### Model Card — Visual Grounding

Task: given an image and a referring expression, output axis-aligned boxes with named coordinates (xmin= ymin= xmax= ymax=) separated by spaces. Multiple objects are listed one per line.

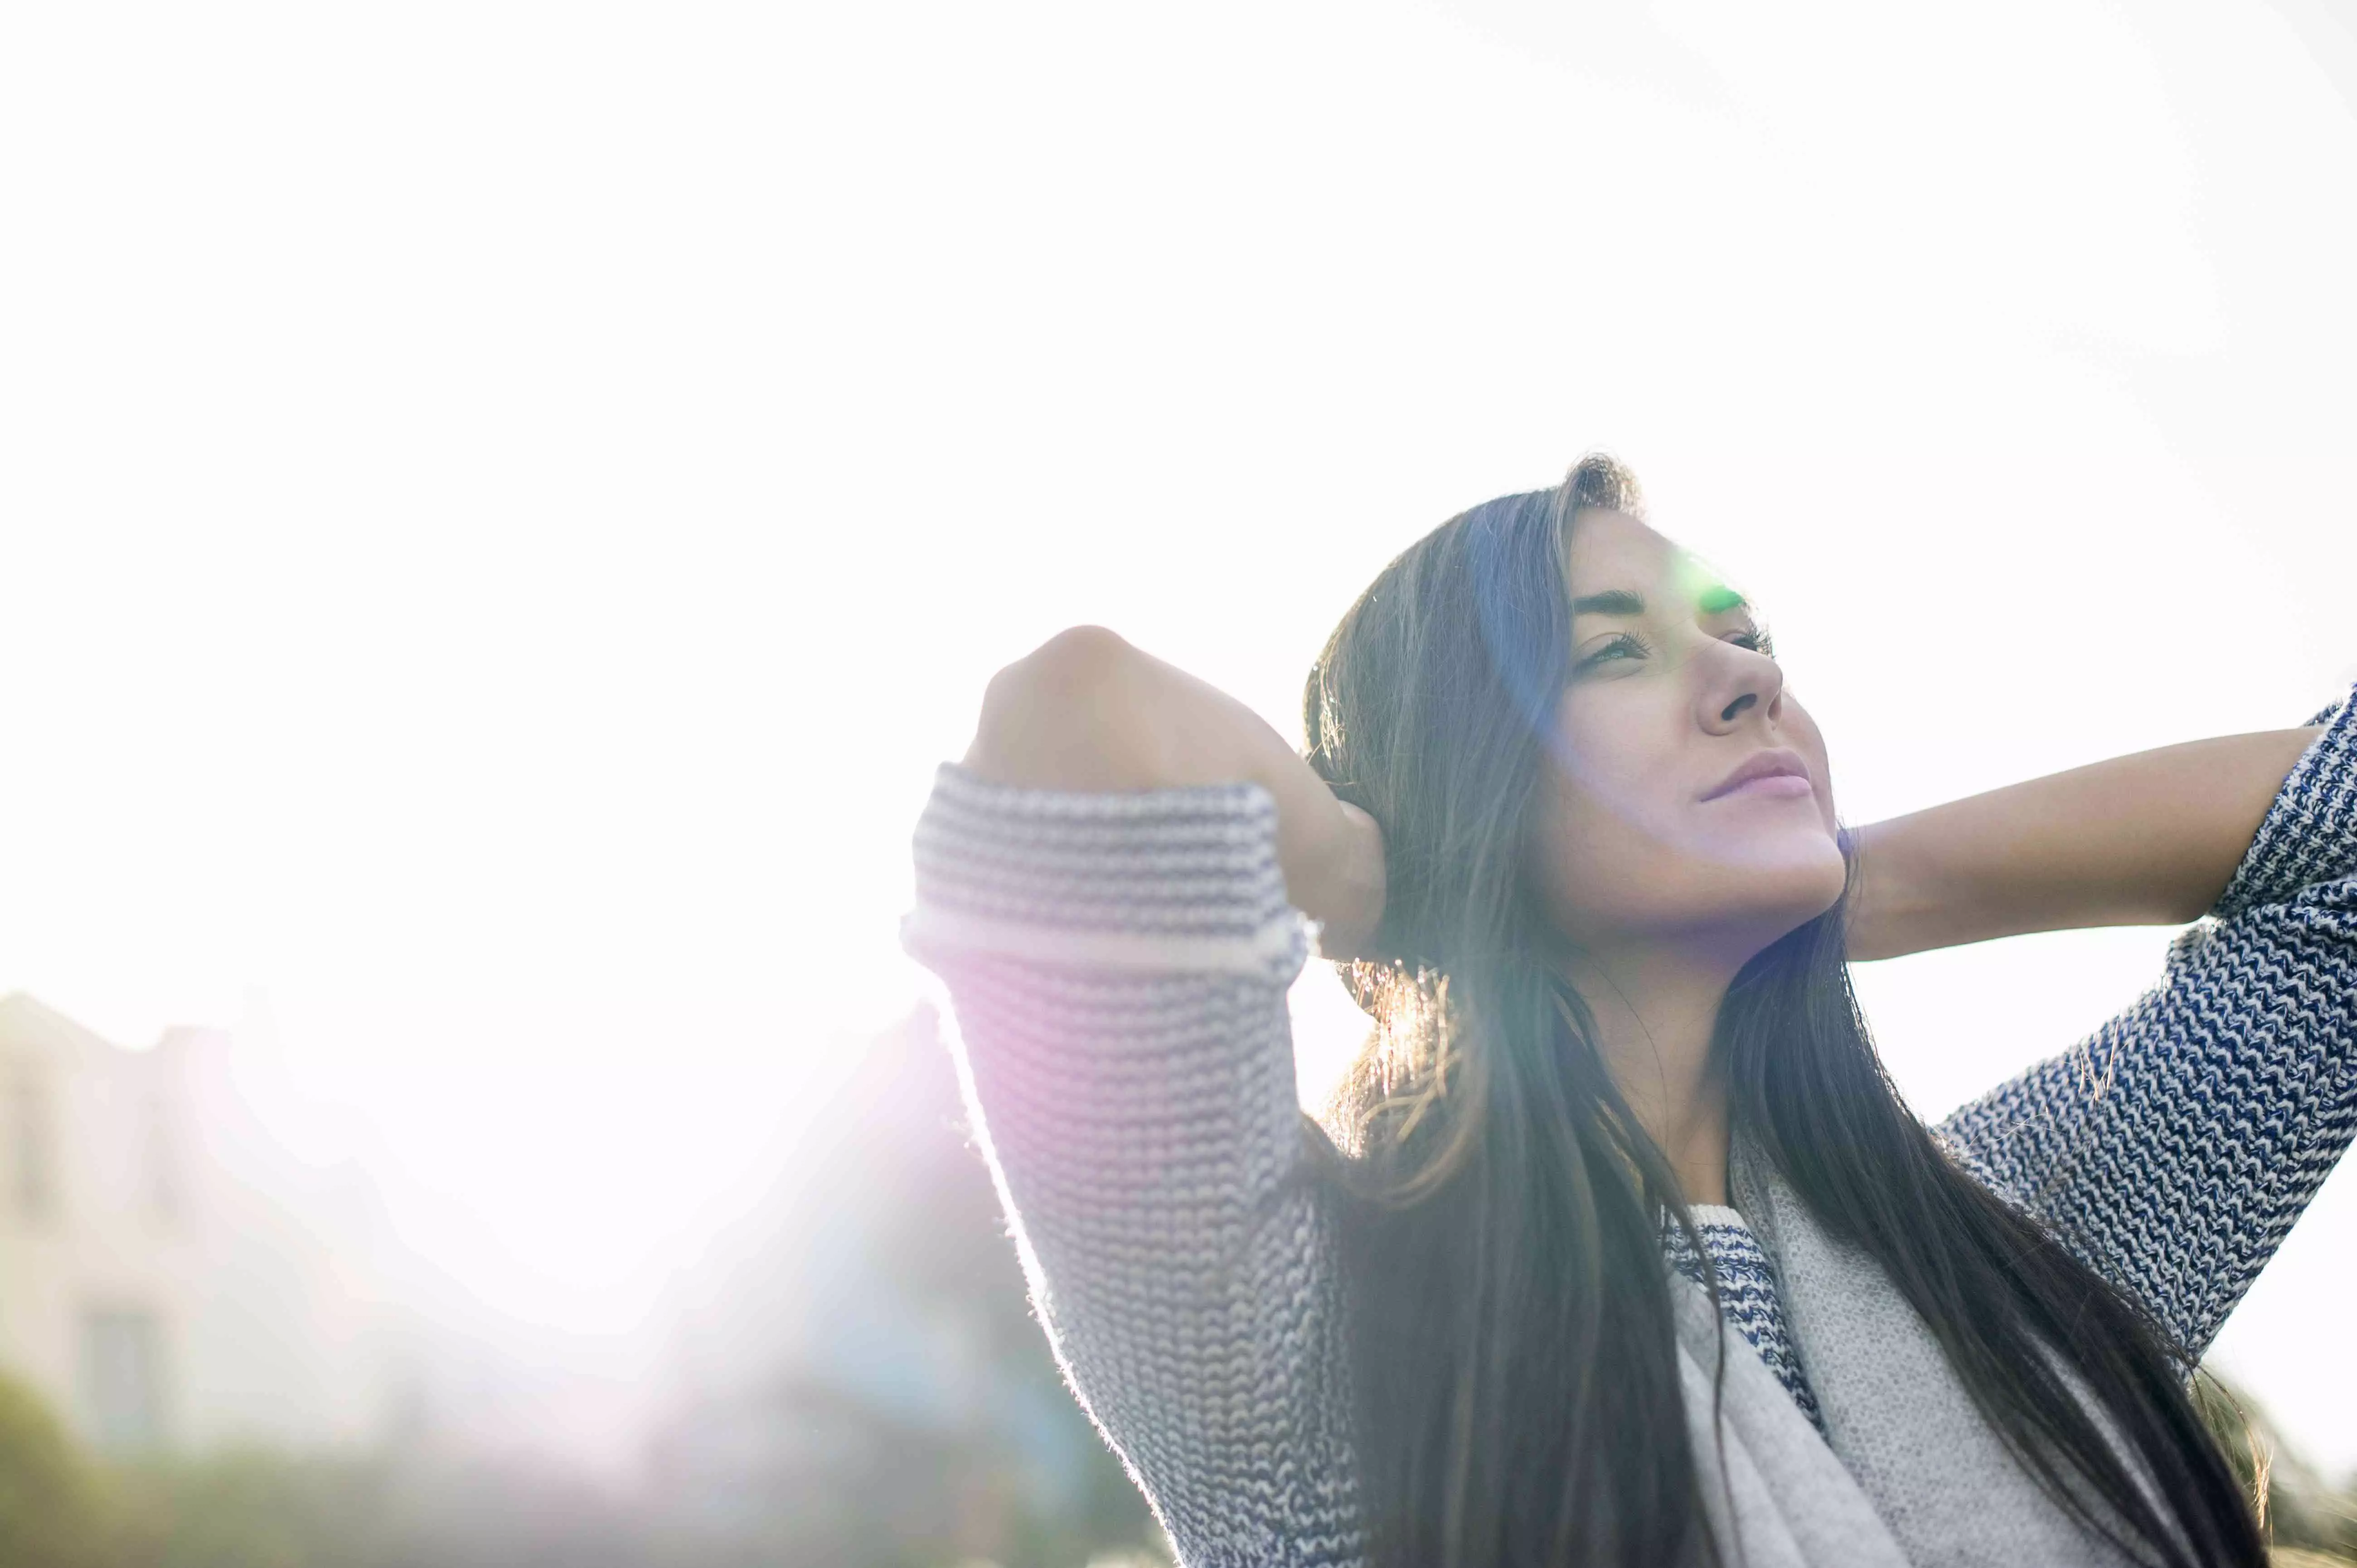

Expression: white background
xmin=4 ymin=0 xmax=2355 ymax=1467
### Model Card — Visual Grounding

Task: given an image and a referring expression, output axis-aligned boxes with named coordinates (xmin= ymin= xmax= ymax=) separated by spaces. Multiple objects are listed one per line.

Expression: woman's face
xmin=1528 ymin=508 xmax=1846 ymax=960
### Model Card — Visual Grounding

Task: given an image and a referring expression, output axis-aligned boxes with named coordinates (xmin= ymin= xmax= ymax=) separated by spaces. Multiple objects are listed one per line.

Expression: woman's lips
xmin=1702 ymin=747 xmax=1815 ymax=802
xmin=1713 ymin=772 xmax=1815 ymax=801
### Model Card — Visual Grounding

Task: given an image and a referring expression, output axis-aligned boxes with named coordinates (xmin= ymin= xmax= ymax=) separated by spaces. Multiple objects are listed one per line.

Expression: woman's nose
xmin=1699 ymin=643 xmax=1784 ymax=733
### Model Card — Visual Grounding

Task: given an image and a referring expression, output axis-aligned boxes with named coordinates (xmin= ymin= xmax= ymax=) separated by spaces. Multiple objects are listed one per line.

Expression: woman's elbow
xmin=963 ymin=625 xmax=1167 ymax=790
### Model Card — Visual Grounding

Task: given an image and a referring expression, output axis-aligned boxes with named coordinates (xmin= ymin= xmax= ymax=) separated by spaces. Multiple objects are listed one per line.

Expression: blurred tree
xmin=27 ymin=1007 xmax=2355 ymax=1568
xmin=0 ymin=1008 xmax=1167 ymax=1568
xmin=0 ymin=1295 xmax=2352 ymax=1566
xmin=0 ymin=1371 xmax=115 ymax=1568
xmin=107 ymin=1449 xmax=384 ymax=1568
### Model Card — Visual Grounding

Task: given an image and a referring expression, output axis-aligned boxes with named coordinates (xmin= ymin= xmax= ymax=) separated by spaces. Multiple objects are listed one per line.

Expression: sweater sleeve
xmin=1937 ymin=686 xmax=2357 ymax=1355
xmin=902 ymin=765 xmax=1366 ymax=1568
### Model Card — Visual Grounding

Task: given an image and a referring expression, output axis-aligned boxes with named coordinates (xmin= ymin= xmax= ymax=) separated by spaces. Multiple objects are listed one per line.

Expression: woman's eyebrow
xmin=1569 ymin=589 xmax=1646 ymax=616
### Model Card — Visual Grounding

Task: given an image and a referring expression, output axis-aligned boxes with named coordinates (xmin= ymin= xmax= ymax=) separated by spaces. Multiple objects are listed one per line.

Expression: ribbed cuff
xmin=2211 ymin=682 xmax=2357 ymax=919
xmin=904 ymin=764 xmax=1306 ymax=977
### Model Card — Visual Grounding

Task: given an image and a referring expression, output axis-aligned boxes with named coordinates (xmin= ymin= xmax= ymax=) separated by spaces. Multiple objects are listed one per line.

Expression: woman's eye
xmin=1727 ymin=627 xmax=1776 ymax=658
xmin=1576 ymin=633 xmax=1650 ymax=671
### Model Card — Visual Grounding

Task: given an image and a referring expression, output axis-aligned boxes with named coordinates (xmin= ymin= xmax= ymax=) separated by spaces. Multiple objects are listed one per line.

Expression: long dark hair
xmin=1299 ymin=456 xmax=2263 ymax=1568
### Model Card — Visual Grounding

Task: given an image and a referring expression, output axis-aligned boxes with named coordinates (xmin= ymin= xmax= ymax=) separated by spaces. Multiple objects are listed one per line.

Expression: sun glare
xmin=3 ymin=0 xmax=2354 ymax=1477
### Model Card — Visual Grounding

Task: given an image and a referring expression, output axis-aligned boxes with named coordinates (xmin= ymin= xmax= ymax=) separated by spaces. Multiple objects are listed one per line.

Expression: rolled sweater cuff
xmin=903 ymin=763 xmax=1307 ymax=978
xmin=2211 ymin=681 xmax=2357 ymax=919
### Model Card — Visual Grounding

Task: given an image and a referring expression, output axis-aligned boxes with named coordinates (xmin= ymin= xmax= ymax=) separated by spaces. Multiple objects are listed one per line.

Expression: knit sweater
xmin=903 ymin=687 xmax=2357 ymax=1567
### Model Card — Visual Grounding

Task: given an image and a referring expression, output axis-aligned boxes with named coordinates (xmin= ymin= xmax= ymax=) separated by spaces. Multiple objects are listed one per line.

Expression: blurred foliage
xmin=0 ymin=1015 xmax=1169 ymax=1568
xmin=0 ymin=1372 xmax=115 ymax=1568
xmin=107 ymin=1446 xmax=668 ymax=1568
xmin=0 ymin=1364 xmax=1158 ymax=1568
xmin=0 ymin=1357 xmax=2349 ymax=1565
xmin=2193 ymin=1374 xmax=2357 ymax=1563
xmin=0 ymin=1394 xmax=667 ymax=1568
xmin=2 ymin=1012 xmax=2341 ymax=1566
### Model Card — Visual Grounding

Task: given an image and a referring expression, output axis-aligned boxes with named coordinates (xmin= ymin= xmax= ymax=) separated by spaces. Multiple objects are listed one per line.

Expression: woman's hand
xmin=1846 ymin=726 xmax=2322 ymax=962
xmin=963 ymin=626 xmax=1389 ymax=958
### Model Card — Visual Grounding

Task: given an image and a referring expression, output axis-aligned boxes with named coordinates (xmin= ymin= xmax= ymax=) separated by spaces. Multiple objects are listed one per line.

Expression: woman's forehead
xmin=1566 ymin=509 xmax=1692 ymax=590
xmin=1564 ymin=508 xmax=1747 ymax=616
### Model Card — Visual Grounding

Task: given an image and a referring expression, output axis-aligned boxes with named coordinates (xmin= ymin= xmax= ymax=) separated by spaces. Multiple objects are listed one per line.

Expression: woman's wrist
xmin=1846 ymin=726 xmax=2319 ymax=962
xmin=1287 ymin=798 xmax=1387 ymax=961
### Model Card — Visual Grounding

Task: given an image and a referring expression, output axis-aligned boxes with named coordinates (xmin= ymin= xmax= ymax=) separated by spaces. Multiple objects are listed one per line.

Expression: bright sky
xmin=5 ymin=0 xmax=2357 ymax=1465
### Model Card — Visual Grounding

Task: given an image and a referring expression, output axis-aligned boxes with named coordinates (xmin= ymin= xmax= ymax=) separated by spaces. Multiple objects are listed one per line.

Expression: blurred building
xmin=0 ymin=992 xmax=409 ymax=1454
xmin=650 ymin=1006 xmax=1164 ymax=1566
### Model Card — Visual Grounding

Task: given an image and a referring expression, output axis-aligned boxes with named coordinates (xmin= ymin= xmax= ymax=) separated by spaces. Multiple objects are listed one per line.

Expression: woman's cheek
xmin=1776 ymin=700 xmax=1840 ymax=835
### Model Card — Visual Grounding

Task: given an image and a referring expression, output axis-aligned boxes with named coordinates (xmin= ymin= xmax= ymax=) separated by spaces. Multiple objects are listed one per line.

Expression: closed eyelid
xmin=1572 ymin=629 xmax=1652 ymax=669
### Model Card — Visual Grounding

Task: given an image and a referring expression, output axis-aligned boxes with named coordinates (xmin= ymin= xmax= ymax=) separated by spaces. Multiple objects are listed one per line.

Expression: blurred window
xmin=81 ymin=1308 xmax=165 ymax=1452
xmin=10 ymin=1074 xmax=53 ymax=1222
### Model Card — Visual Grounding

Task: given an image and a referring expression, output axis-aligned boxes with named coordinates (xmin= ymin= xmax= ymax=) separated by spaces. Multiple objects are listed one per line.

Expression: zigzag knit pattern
xmin=1938 ymin=690 xmax=2355 ymax=1356
xmin=907 ymin=687 xmax=2356 ymax=1568
xmin=910 ymin=771 xmax=1364 ymax=1568
xmin=1665 ymin=1209 xmax=1829 ymax=1434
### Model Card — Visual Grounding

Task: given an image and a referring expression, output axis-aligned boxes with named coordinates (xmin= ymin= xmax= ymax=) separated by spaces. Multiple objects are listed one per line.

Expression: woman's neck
xmin=1560 ymin=942 xmax=1740 ymax=1206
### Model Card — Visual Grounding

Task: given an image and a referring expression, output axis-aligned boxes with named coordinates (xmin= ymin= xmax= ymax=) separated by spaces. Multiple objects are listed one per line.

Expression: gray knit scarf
xmin=1666 ymin=1135 xmax=2157 ymax=1568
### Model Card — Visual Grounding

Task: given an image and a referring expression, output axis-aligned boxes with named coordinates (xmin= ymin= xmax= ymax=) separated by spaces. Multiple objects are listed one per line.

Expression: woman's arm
xmin=1924 ymin=688 xmax=2357 ymax=1354
xmin=905 ymin=628 xmax=1380 ymax=1566
xmin=964 ymin=625 xmax=1387 ymax=955
xmin=1845 ymin=727 xmax=2323 ymax=963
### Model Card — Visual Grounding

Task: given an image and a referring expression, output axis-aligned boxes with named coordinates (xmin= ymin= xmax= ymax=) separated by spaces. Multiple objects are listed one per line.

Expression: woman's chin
xmin=1698 ymin=820 xmax=1847 ymax=881
xmin=1706 ymin=835 xmax=1850 ymax=931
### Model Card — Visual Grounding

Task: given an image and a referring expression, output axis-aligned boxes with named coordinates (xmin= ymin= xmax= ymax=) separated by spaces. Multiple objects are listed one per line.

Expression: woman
xmin=903 ymin=455 xmax=2354 ymax=1568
